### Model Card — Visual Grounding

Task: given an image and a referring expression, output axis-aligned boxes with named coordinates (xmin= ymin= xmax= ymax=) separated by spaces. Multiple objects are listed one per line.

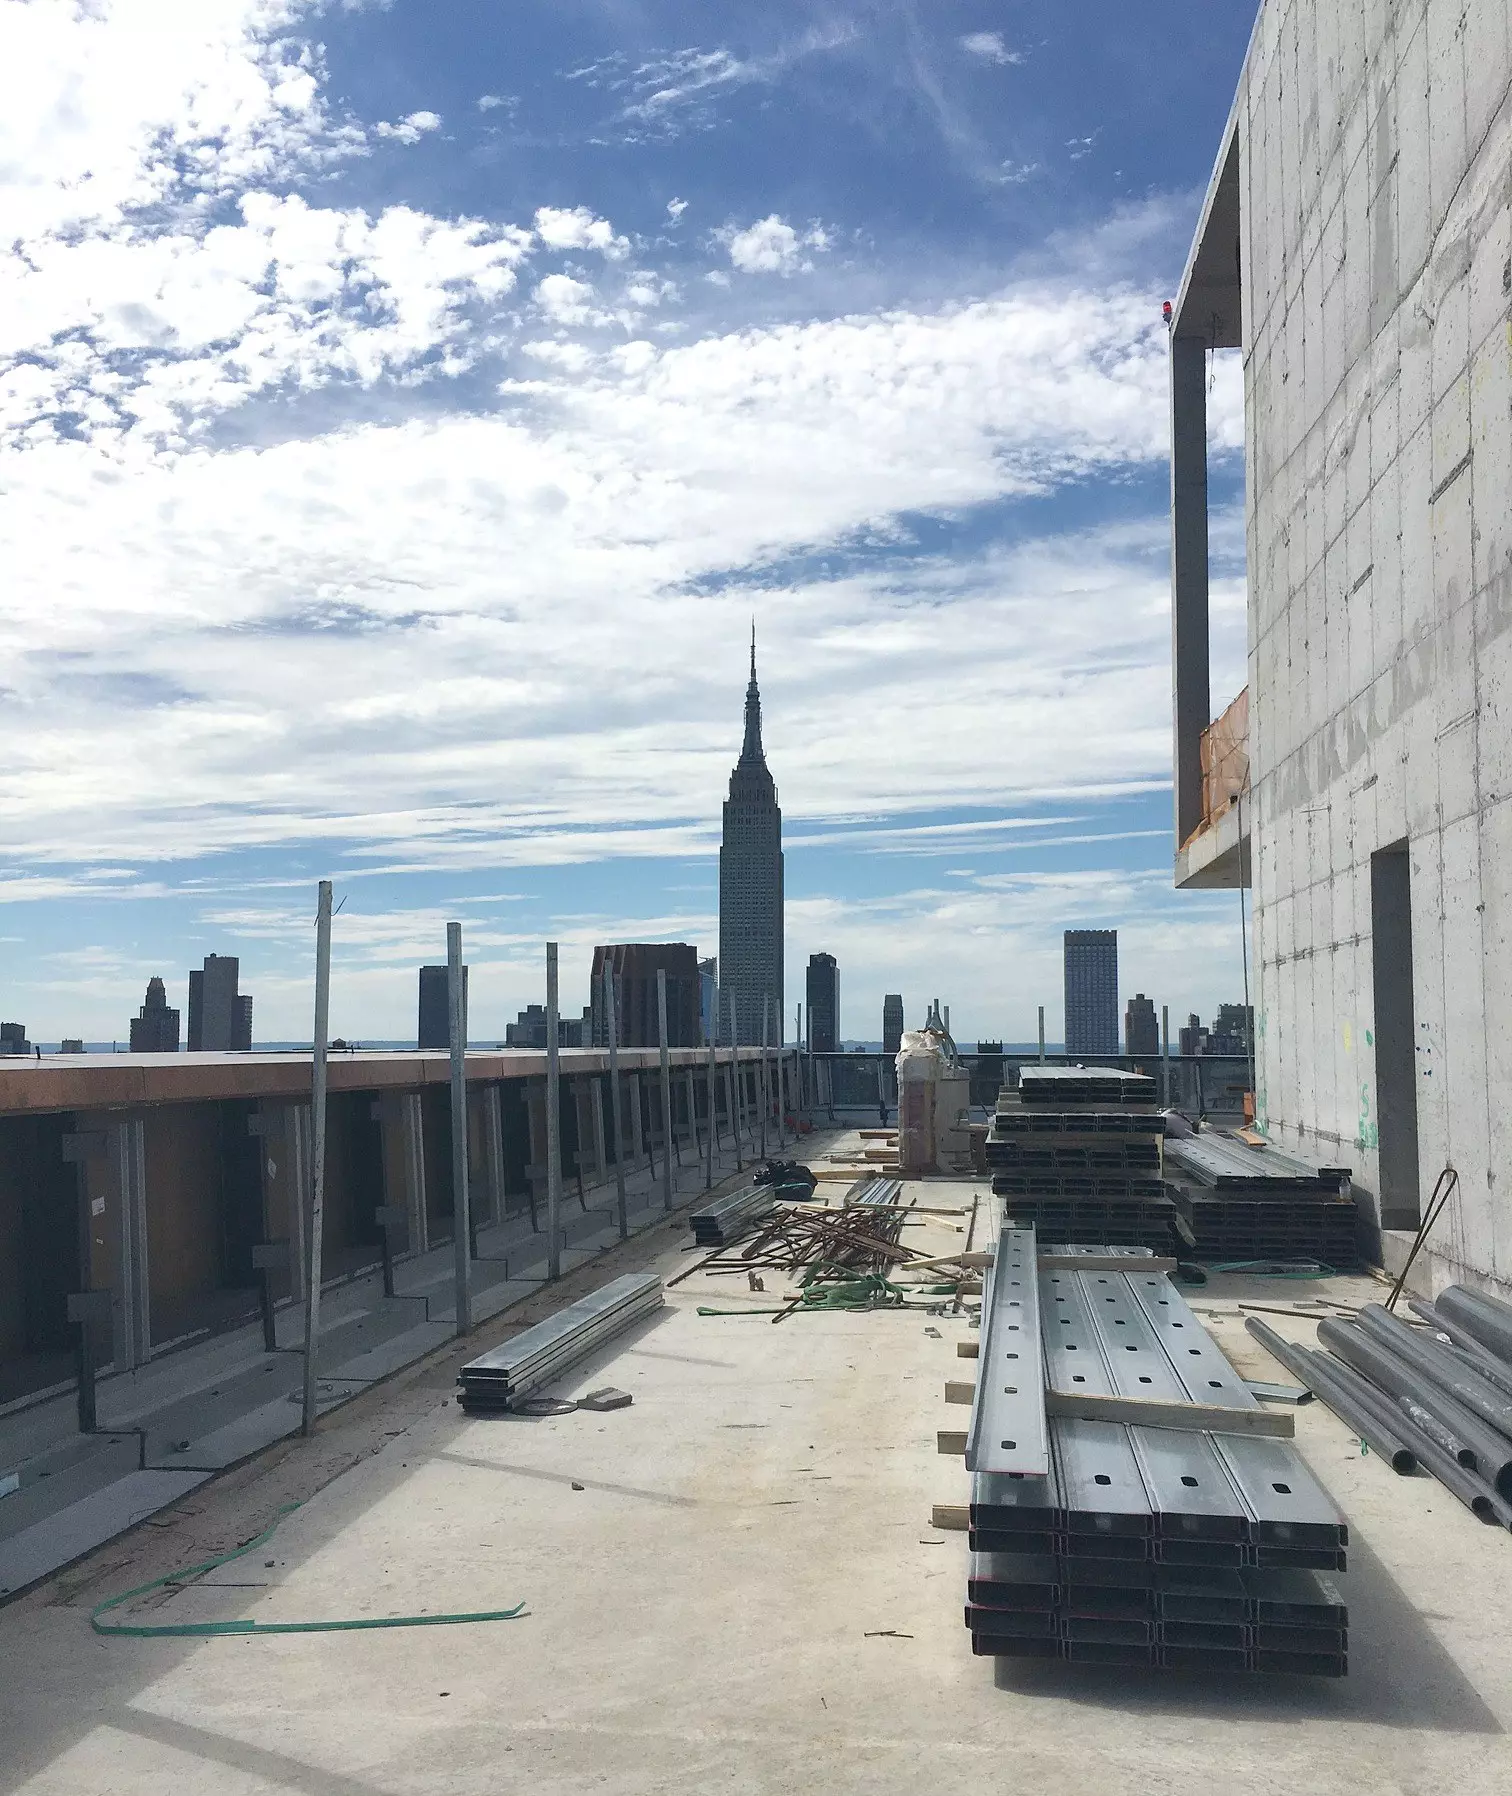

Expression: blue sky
xmin=0 ymin=0 xmax=1255 ymax=1046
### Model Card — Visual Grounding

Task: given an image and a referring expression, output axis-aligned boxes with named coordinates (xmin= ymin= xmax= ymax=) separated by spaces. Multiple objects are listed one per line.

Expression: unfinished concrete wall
xmin=1236 ymin=0 xmax=1512 ymax=1288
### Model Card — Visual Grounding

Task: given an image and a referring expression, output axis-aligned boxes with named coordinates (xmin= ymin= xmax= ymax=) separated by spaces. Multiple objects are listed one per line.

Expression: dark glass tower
xmin=719 ymin=632 xmax=784 ymax=1046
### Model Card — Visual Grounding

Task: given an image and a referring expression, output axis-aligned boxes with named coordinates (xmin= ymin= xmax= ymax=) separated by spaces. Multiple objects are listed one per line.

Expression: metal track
xmin=965 ymin=1227 xmax=1049 ymax=1476
xmin=458 ymin=1273 xmax=663 ymax=1409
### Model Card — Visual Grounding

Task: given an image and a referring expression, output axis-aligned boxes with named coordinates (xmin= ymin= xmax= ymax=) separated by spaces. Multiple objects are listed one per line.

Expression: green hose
xmin=91 ymin=1503 xmax=528 ymax=1638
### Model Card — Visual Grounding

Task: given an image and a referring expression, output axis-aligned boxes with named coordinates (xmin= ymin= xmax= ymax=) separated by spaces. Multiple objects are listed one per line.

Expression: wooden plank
xmin=931 ymin=1503 xmax=969 ymax=1531
xmin=902 ymin=1250 xmax=993 ymax=1271
xmin=956 ymin=1340 xmax=980 ymax=1359
xmin=937 ymin=1429 xmax=968 ymax=1456
xmin=943 ymin=1383 xmax=1294 ymax=1438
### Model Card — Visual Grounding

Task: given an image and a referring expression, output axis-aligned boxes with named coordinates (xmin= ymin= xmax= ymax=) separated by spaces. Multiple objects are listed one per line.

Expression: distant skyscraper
xmin=418 ymin=964 xmax=466 ymax=1050
xmin=591 ymin=944 xmax=700 ymax=1048
xmin=718 ymin=631 xmax=784 ymax=1045
xmin=129 ymin=976 xmax=180 ymax=1052
xmin=0 ymin=1022 xmax=30 ymax=1056
xmin=882 ymin=994 xmax=904 ymax=1055
xmin=1063 ymin=930 xmax=1118 ymax=1057
xmin=1124 ymin=992 xmax=1159 ymax=1056
xmin=187 ymin=954 xmax=250 ymax=1051
xmin=806 ymin=953 xmax=839 ymax=1052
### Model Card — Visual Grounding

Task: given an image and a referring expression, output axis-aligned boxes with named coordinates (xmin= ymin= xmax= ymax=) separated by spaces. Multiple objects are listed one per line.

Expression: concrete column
xmin=400 ymin=1092 xmax=428 ymax=1254
xmin=1170 ymin=332 xmax=1211 ymax=847
xmin=591 ymin=1076 xmax=608 ymax=1187
xmin=113 ymin=1117 xmax=150 ymax=1370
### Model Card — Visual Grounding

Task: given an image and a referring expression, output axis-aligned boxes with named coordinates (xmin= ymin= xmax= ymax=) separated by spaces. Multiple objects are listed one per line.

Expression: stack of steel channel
xmin=964 ymin=1230 xmax=1348 ymax=1673
xmin=457 ymin=1273 xmax=663 ymax=1413
xmin=848 ymin=1174 xmax=903 ymax=1208
xmin=1164 ymin=1134 xmax=1358 ymax=1267
xmin=986 ymin=1067 xmax=1173 ymax=1250
xmin=1247 ymin=1284 xmax=1512 ymax=1530
xmin=688 ymin=1183 xmax=782 ymax=1247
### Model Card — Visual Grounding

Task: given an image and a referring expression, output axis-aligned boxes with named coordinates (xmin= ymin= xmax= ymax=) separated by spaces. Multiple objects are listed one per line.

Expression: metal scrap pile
xmin=1249 ymin=1284 xmax=1512 ymax=1529
xmin=964 ymin=1229 xmax=1349 ymax=1674
xmin=986 ymin=1066 xmax=1175 ymax=1251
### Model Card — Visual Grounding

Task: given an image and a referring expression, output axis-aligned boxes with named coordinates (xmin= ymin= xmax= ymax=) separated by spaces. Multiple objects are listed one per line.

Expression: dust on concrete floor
xmin=1 ymin=1181 xmax=1509 ymax=1796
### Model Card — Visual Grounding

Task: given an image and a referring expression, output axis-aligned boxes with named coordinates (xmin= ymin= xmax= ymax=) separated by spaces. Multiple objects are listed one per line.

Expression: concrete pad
xmin=0 ymin=1470 xmax=208 ymax=1598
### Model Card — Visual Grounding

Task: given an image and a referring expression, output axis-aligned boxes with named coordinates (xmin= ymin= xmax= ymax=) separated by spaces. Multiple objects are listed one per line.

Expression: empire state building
xmin=718 ymin=632 xmax=784 ymax=1046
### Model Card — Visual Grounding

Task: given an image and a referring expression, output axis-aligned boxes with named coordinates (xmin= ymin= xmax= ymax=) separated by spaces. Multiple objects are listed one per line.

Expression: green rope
xmin=697 ymin=1271 xmax=957 ymax=1317
xmin=90 ymin=1503 xmax=528 ymax=1638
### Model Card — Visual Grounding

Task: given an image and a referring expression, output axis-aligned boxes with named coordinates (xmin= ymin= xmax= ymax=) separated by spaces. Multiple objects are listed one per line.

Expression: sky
xmin=0 ymin=0 xmax=1257 ymax=1048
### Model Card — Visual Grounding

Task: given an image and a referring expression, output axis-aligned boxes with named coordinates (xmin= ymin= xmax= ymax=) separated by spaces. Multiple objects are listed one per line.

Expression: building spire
xmin=741 ymin=623 xmax=764 ymax=764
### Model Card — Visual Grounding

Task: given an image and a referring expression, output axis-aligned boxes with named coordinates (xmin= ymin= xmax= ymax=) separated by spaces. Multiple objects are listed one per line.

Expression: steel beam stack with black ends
xmin=688 ymin=1185 xmax=780 ymax=1247
xmin=963 ymin=1229 xmax=1348 ymax=1674
xmin=1246 ymin=1285 xmax=1512 ymax=1531
xmin=457 ymin=1273 xmax=663 ymax=1412
xmin=985 ymin=1066 xmax=1174 ymax=1250
xmin=1163 ymin=1134 xmax=1358 ymax=1267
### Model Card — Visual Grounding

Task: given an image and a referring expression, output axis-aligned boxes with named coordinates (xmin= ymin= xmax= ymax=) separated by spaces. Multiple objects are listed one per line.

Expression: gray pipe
xmin=1406 ymin=1298 xmax=1512 ymax=1398
xmin=1244 ymin=1319 xmax=1415 ymax=1473
xmin=1358 ymin=1304 xmax=1512 ymax=1447
xmin=1318 ymin=1319 xmax=1512 ymax=1499
xmin=1436 ymin=1285 xmax=1512 ymax=1369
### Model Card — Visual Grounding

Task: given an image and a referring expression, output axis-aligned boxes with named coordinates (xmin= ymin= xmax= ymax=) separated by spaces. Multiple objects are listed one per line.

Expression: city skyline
xmin=0 ymin=3 xmax=1256 ymax=1049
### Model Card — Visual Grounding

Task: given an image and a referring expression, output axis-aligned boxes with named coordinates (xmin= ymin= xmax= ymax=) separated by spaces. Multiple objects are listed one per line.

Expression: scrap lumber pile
xmin=1165 ymin=1133 xmax=1358 ymax=1267
xmin=959 ymin=1229 xmax=1348 ymax=1674
xmin=986 ymin=1065 xmax=1175 ymax=1251
xmin=1248 ymin=1283 xmax=1512 ymax=1529
xmin=457 ymin=1273 xmax=663 ymax=1413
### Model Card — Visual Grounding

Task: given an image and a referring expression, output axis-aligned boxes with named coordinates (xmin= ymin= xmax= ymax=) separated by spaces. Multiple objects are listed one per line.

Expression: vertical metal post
xmin=605 ymin=969 xmax=627 ymax=1239
xmin=727 ymin=992 xmax=743 ymax=1172
xmin=448 ymin=920 xmax=472 ymax=1336
xmin=657 ymin=968 xmax=674 ymax=1210
xmin=1038 ymin=1005 xmax=1046 ymax=1064
xmin=546 ymin=942 xmax=562 ymax=1279
xmin=301 ymin=878 xmax=332 ymax=1437
xmin=1161 ymin=1004 xmax=1171 ymax=1110
xmin=705 ymin=1011 xmax=716 ymax=1189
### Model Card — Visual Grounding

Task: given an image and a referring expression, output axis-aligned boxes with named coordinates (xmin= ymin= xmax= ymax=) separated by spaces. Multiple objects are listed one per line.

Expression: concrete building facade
xmin=1064 ymin=930 xmax=1119 ymax=1057
xmin=128 ymin=978 xmax=179 ymax=1054
xmin=1170 ymin=2 xmax=1512 ymax=1289
xmin=719 ymin=636 xmax=784 ymax=1046
xmin=806 ymin=953 xmax=839 ymax=1053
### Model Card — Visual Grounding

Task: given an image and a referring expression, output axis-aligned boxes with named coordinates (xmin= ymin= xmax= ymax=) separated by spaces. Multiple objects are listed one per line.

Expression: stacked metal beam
xmin=457 ymin=1273 xmax=663 ymax=1412
xmin=689 ymin=1185 xmax=780 ymax=1248
xmin=847 ymin=1174 xmax=904 ymax=1207
xmin=987 ymin=1067 xmax=1172 ymax=1250
xmin=1248 ymin=1286 xmax=1512 ymax=1530
xmin=964 ymin=1232 xmax=1348 ymax=1674
xmin=1164 ymin=1134 xmax=1358 ymax=1267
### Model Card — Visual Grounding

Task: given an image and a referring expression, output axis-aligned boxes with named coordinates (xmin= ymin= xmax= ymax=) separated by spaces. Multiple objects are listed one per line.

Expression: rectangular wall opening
xmin=1371 ymin=841 xmax=1421 ymax=1230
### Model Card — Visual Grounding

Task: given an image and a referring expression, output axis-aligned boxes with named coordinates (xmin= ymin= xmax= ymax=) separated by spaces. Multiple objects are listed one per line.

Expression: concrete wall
xmin=1234 ymin=1 xmax=1512 ymax=1286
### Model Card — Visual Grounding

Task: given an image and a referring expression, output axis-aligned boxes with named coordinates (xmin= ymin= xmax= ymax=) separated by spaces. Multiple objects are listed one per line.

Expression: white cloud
xmin=960 ymin=32 xmax=1023 ymax=66
xmin=534 ymin=272 xmax=597 ymax=323
xmin=667 ymin=197 xmax=689 ymax=220
xmin=724 ymin=214 xmax=830 ymax=275
xmin=533 ymin=205 xmax=630 ymax=259
xmin=375 ymin=110 xmax=442 ymax=144
xmin=477 ymin=94 xmax=510 ymax=112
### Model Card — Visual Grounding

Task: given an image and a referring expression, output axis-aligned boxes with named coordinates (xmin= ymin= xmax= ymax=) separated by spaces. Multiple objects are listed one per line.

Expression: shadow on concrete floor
xmin=991 ymin=1529 xmax=1502 ymax=1733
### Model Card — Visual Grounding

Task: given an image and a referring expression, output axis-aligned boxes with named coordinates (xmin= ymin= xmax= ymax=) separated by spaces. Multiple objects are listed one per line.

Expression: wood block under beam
xmin=931 ymin=1503 xmax=969 ymax=1531
xmin=937 ymin=1429 xmax=968 ymax=1456
xmin=957 ymin=1339 xmax=980 ymax=1358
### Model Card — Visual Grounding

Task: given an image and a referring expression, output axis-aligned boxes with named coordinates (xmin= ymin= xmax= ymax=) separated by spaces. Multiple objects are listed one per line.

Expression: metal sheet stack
xmin=848 ymin=1174 xmax=903 ymax=1207
xmin=964 ymin=1230 xmax=1348 ymax=1674
xmin=1164 ymin=1134 xmax=1358 ymax=1267
xmin=689 ymin=1185 xmax=780 ymax=1248
xmin=986 ymin=1066 xmax=1174 ymax=1251
xmin=457 ymin=1273 xmax=663 ymax=1413
xmin=1248 ymin=1285 xmax=1512 ymax=1531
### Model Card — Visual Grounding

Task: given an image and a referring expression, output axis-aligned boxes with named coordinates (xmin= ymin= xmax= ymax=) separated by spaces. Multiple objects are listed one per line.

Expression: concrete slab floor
xmin=5 ymin=1170 xmax=1510 ymax=1795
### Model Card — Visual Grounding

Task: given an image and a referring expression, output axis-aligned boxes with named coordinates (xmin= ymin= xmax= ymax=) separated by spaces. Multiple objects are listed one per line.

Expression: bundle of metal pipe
xmin=457 ymin=1273 xmax=663 ymax=1413
xmin=1245 ymin=1287 xmax=1512 ymax=1532
xmin=964 ymin=1232 xmax=1348 ymax=1674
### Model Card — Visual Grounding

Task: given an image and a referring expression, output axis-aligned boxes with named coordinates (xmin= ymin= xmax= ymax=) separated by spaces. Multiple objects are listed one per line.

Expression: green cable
xmin=91 ymin=1503 xmax=528 ymax=1638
